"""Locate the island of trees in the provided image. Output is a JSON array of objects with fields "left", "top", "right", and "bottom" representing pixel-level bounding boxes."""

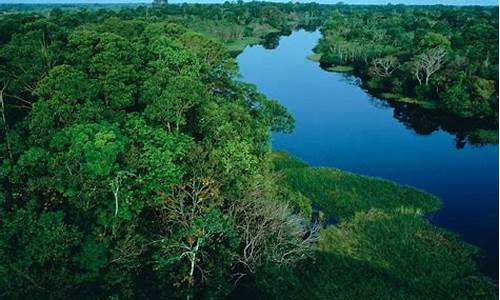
[{"left": 0, "top": 2, "right": 497, "bottom": 299}]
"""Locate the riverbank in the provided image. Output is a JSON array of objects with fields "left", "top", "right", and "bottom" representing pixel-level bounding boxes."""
[
  {"left": 313, "top": 7, "right": 498, "bottom": 138},
  {"left": 270, "top": 151, "right": 496, "bottom": 299},
  {"left": 307, "top": 53, "right": 498, "bottom": 145},
  {"left": 237, "top": 29, "right": 498, "bottom": 281}
]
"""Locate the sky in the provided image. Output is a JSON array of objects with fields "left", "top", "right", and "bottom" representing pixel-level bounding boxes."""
[{"left": 0, "top": 0, "right": 497, "bottom": 5}]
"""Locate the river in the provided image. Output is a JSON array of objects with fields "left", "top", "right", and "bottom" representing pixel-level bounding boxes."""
[{"left": 237, "top": 30, "right": 499, "bottom": 278}]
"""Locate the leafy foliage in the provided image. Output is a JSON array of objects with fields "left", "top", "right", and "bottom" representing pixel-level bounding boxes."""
[
  {"left": 0, "top": 3, "right": 495, "bottom": 299},
  {"left": 315, "top": 5, "right": 498, "bottom": 128},
  {"left": 0, "top": 3, "right": 311, "bottom": 299}
]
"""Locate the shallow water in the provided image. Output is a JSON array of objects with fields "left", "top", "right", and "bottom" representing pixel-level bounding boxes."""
[{"left": 237, "top": 30, "right": 499, "bottom": 278}]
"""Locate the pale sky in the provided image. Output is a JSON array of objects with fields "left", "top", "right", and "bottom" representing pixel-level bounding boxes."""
[{"left": 0, "top": 0, "right": 497, "bottom": 5}]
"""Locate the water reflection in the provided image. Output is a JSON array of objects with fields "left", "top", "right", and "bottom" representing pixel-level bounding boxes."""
[
  {"left": 262, "top": 23, "right": 321, "bottom": 50},
  {"left": 391, "top": 102, "right": 497, "bottom": 149},
  {"left": 325, "top": 72, "right": 498, "bottom": 150}
]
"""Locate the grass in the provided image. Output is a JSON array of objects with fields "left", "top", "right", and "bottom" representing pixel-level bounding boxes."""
[
  {"left": 269, "top": 151, "right": 496, "bottom": 300},
  {"left": 379, "top": 93, "right": 437, "bottom": 109},
  {"left": 468, "top": 129, "right": 499, "bottom": 145},
  {"left": 272, "top": 151, "right": 441, "bottom": 219},
  {"left": 327, "top": 65, "right": 354, "bottom": 73},
  {"left": 225, "top": 37, "right": 262, "bottom": 54},
  {"left": 250, "top": 23, "right": 280, "bottom": 37},
  {"left": 306, "top": 53, "right": 322, "bottom": 62},
  {"left": 283, "top": 211, "right": 496, "bottom": 300}
]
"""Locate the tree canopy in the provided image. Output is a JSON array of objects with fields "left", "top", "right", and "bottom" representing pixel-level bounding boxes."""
[
  {"left": 315, "top": 5, "right": 498, "bottom": 125},
  {"left": 0, "top": 2, "right": 497, "bottom": 299}
]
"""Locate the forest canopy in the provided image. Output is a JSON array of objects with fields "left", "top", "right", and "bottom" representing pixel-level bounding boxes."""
[
  {"left": 0, "top": 2, "right": 497, "bottom": 299},
  {"left": 314, "top": 5, "right": 498, "bottom": 126}
]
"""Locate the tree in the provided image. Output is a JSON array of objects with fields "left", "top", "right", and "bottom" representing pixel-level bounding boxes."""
[
  {"left": 1, "top": 4, "right": 496, "bottom": 299},
  {"left": 144, "top": 76, "right": 206, "bottom": 133},
  {"left": 0, "top": 205, "right": 83, "bottom": 299},
  {"left": 179, "top": 32, "right": 228, "bottom": 69},
  {"left": 440, "top": 72, "right": 472, "bottom": 118},
  {"left": 152, "top": 179, "right": 238, "bottom": 300},
  {"left": 419, "top": 32, "right": 451, "bottom": 49},
  {"left": 369, "top": 56, "right": 399, "bottom": 78},
  {"left": 229, "top": 177, "right": 318, "bottom": 282},
  {"left": 0, "top": 81, "right": 12, "bottom": 160},
  {"left": 66, "top": 30, "right": 140, "bottom": 111},
  {"left": 470, "top": 76, "right": 496, "bottom": 119},
  {"left": 412, "top": 47, "right": 447, "bottom": 85},
  {"left": 314, "top": 5, "right": 498, "bottom": 124}
]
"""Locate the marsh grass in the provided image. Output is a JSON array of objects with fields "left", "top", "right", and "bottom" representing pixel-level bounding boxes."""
[
  {"left": 307, "top": 53, "right": 322, "bottom": 62},
  {"left": 379, "top": 92, "right": 437, "bottom": 109},
  {"left": 272, "top": 151, "right": 441, "bottom": 219},
  {"left": 226, "top": 37, "right": 262, "bottom": 54},
  {"left": 327, "top": 65, "right": 355, "bottom": 73},
  {"left": 468, "top": 129, "right": 499, "bottom": 144},
  {"left": 268, "top": 151, "right": 496, "bottom": 300}
]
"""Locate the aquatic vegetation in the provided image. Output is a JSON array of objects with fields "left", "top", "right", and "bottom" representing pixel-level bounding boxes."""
[
  {"left": 272, "top": 151, "right": 441, "bottom": 219},
  {"left": 269, "top": 152, "right": 497, "bottom": 300}
]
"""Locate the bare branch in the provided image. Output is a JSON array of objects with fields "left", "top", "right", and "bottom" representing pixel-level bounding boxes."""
[
  {"left": 369, "top": 56, "right": 399, "bottom": 78},
  {"left": 412, "top": 47, "right": 446, "bottom": 85},
  {"left": 229, "top": 181, "right": 319, "bottom": 279}
]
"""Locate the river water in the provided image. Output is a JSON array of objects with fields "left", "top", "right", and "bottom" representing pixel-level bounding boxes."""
[{"left": 237, "top": 30, "right": 499, "bottom": 278}]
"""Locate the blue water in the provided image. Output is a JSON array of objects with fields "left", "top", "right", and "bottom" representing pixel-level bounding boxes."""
[{"left": 237, "top": 30, "right": 499, "bottom": 278}]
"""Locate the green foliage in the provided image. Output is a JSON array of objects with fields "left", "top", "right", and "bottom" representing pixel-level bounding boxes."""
[
  {"left": 441, "top": 78, "right": 473, "bottom": 118},
  {"left": 153, "top": 208, "right": 238, "bottom": 298},
  {"left": 307, "top": 53, "right": 322, "bottom": 62},
  {"left": 0, "top": 5, "right": 301, "bottom": 299},
  {"left": 269, "top": 152, "right": 496, "bottom": 300},
  {"left": 468, "top": 129, "right": 499, "bottom": 145},
  {"left": 144, "top": 76, "right": 205, "bottom": 131},
  {"left": 0, "top": 204, "right": 84, "bottom": 299},
  {"left": 272, "top": 152, "right": 440, "bottom": 219},
  {"left": 271, "top": 151, "right": 309, "bottom": 169},
  {"left": 327, "top": 65, "right": 354, "bottom": 72},
  {"left": 0, "top": 3, "right": 495, "bottom": 299},
  {"left": 419, "top": 32, "right": 451, "bottom": 49},
  {"left": 283, "top": 210, "right": 496, "bottom": 300},
  {"left": 316, "top": 5, "right": 499, "bottom": 128},
  {"left": 51, "top": 122, "right": 126, "bottom": 178}
]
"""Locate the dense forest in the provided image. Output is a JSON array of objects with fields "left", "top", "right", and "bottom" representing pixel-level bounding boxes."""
[
  {"left": 0, "top": 2, "right": 497, "bottom": 299},
  {"left": 313, "top": 5, "right": 498, "bottom": 141}
]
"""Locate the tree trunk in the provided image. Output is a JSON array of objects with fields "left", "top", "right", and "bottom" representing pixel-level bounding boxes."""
[{"left": 0, "top": 83, "right": 13, "bottom": 160}]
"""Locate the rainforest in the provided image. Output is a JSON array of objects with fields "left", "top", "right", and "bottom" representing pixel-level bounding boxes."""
[{"left": 0, "top": 2, "right": 498, "bottom": 299}]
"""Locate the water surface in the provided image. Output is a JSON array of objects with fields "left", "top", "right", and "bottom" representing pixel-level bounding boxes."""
[{"left": 237, "top": 30, "right": 499, "bottom": 278}]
